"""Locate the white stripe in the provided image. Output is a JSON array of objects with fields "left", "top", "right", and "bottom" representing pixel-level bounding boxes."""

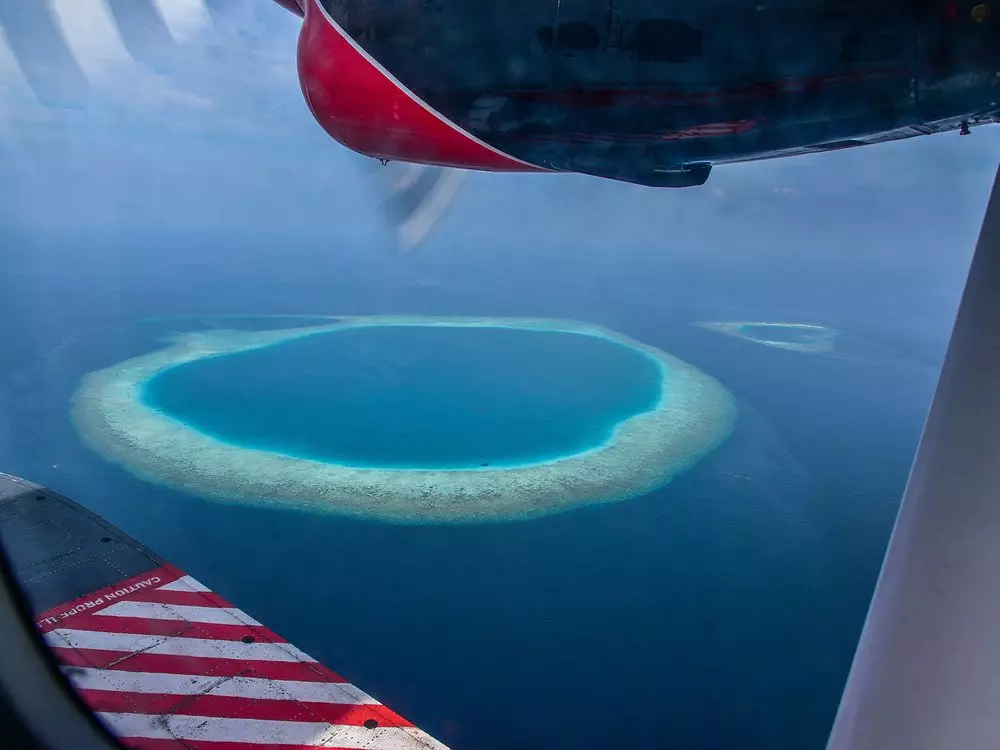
[
  {"left": 98, "top": 600, "right": 263, "bottom": 626},
  {"left": 64, "top": 667, "right": 377, "bottom": 704},
  {"left": 157, "top": 575, "right": 211, "bottom": 592},
  {"left": 100, "top": 713, "right": 445, "bottom": 748},
  {"left": 310, "top": 0, "right": 541, "bottom": 170},
  {"left": 151, "top": 0, "right": 210, "bottom": 42},
  {"left": 47, "top": 0, "right": 132, "bottom": 81},
  {"left": 45, "top": 629, "right": 316, "bottom": 663}
]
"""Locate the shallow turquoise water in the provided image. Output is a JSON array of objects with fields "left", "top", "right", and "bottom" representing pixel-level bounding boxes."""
[{"left": 141, "top": 325, "right": 663, "bottom": 469}]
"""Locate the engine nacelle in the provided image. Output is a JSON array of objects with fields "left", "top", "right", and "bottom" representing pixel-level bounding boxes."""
[
  {"left": 294, "top": 0, "right": 541, "bottom": 172},
  {"left": 274, "top": 0, "right": 1000, "bottom": 187}
]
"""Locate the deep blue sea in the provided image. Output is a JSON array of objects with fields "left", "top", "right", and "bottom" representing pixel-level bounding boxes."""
[
  {"left": 143, "top": 325, "right": 662, "bottom": 468},
  {"left": 0, "top": 227, "right": 951, "bottom": 750}
]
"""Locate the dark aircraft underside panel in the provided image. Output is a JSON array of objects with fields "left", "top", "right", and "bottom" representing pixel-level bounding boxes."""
[
  {"left": 316, "top": 0, "right": 999, "bottom": 184},
  {"left": 0, "top": 473, "right": 448, "bottom": 750},
  {"left": 0, "top": 473, "right": 164, "bottom": 614}
]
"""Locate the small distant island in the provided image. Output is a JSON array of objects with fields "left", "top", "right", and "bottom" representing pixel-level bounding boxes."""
[
  {"left": 696, "top": 321, "right": 839, "bottom": 354},
  {"left": 71, "top": 316, "right": 737, "bottom": 524}
]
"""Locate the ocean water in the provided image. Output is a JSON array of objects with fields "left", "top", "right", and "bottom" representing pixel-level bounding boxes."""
[
  {"left": 143, "top": 325, "right": 662, "bottom": 468},
  {"left": 0, "top": 229, "right": 952, "bottom": 750}
]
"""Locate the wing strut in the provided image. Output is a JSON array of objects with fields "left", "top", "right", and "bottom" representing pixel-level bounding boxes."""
[{"left": 827, "top": 164, "right": 1000, "bottom": 749}]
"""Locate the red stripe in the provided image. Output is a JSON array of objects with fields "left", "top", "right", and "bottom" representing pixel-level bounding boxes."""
[
  {"left": 119, "top": 739, "right": 380, "bottom": 750},
  {"left": 498, "top": 67, "right": 903, "bottom": 108},
  {"left": 78, "top": 690, "right": 410, "bottom": 727},
  {"left": 35, "top": 566, "right": 182, "bottom": 632},
  {"left": 511, "top": 119, "right": 761, "bottom": 145},
  {"left": 52, "top": 649, "right": 346, "bottom": 683},
  {"left": 65, "top": 614, "right": 281, "bottom": 643},
  {"left": 58, "top": 615, "right": 194, "bottom": 638}
]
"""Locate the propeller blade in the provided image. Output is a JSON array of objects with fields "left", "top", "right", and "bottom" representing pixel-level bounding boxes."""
[
  {"left": 0, "top": 0, "right": 464, "bottom": 251},
  {"left": 378, "top": 161, "right": 467, "bottom": 253}
]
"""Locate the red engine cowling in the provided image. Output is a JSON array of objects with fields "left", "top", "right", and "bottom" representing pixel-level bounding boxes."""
[{"left": 285, "top": 0, "right": 541, "bottom": 172}]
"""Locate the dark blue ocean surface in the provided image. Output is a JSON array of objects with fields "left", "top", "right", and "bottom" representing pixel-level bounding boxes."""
[
  {"left": 142, "top": 325, "right": 662, "bottom": 468},
  {"left": 0, "top": 227, "right": 959, "bottom": 750}
]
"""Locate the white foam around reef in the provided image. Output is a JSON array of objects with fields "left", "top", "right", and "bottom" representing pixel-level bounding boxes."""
[
  {"left": 71, "top": 316, "right": 737, "bottom": 524},
  {"left": 696, "top": 321, "right": 839, "bottom": 355}
]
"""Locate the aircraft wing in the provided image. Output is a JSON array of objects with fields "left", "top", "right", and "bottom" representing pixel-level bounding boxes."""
[{"left": 0, "top": 472, "right": 448, "bottom": 750}]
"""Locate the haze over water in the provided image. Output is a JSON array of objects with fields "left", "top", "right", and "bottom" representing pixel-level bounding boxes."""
[{"left": 1, "top": 2, "right": 999, "bottom": 746}]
